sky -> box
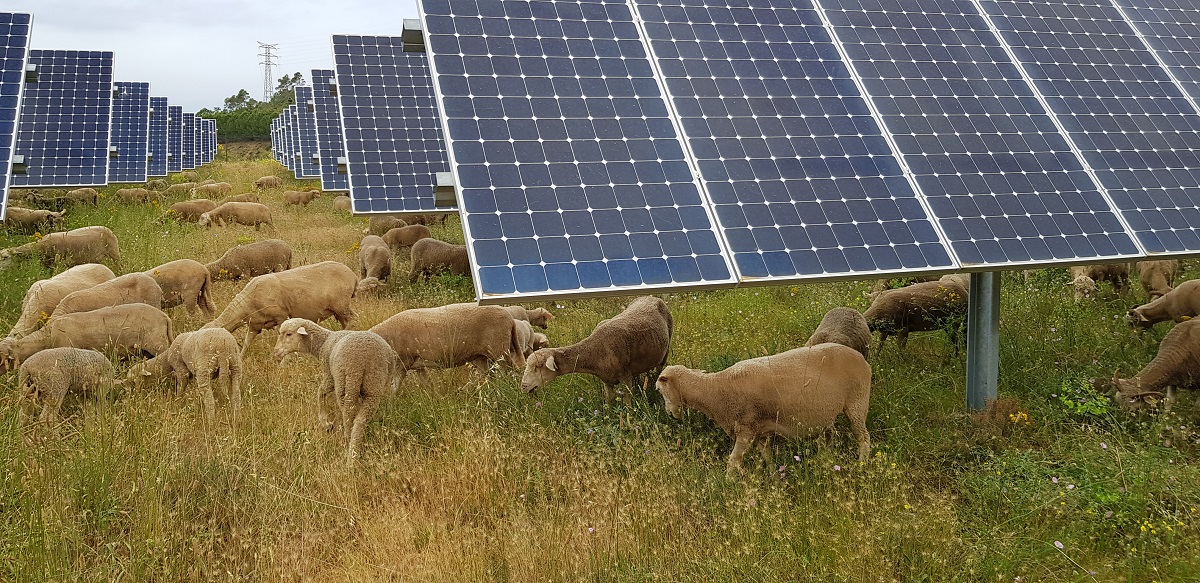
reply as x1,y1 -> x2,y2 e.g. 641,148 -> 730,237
8,0 -> 420,112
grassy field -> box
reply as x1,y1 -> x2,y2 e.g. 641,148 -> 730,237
1,144 -> 1198,581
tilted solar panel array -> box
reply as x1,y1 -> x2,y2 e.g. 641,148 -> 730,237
0,12 -> 31,217
147,96 -> 168,177
108,81 -> 150,183
167,104 -> 183,173
293,86 -> 321,178
287,105 -> 301,174
310,69 -> 350,191
181,112 -> 196,170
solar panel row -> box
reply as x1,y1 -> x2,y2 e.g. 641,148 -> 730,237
293,86 -> 321,178
167,104 -> 183,173
147,96 -> 169,177
310,69 -> 350,192
181,112 -> 196,170
108,81 -> 150,183
0,12 -> 31,217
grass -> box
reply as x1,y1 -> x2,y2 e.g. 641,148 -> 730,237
1,144 -> 1199,581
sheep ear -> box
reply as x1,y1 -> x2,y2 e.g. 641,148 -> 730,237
297,326 -> 308,336
545,354 -> 557,371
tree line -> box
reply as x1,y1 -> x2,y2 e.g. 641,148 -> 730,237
200,73 -> 304,141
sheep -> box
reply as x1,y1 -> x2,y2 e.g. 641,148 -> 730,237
1128,279 -> 1200,329
1068,263 -> 1130,302
382,225 -> 432,252
870,275 -> 938,294
116,187 -> 154,203
409,238 -> 470,282
64,187 -> 100,205
162,199 -> 217,223
1136,260 -> 1180,300
369,302 -> 527,381
0,303 -> 174,371
205,238 -> 293,281
145,259 -> 216,316
4,263 -> 116,340
3,207 -> 66,233
273,318 -> 398,461
502,305 -> 555,329
513,319 -> 550,358
197,179 -> 218,186
405,213 -> 450,226
359,235 -> 392,281
366,215 -> 407,236
355,276 -> 384,296
202,261 -> 357,358
51,272 -> 162,318
655,343 -> 872,476
333,195 -> 352,211
804,307 -> 871,360
191,182 -> 232,198
254,175 -> 283,189
198,202 -> 273,230
283,190 -> 320,206
127,328 -> 243,425
521,296 -> 672,404
0,226 -> 120,268
17,347 -> 114,427
162,182 -> 197,197
864,276 -> 968,354
1112,318 -> 1200,413
180,171 -> 199,181
221,192 -> 260,204
146,179 -> 167,191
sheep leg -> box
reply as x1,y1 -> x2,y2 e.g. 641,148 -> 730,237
875,332 -> 889,356
348,394 -> 383,463
337,372 -> 355,447
196,366 -> 216,427
726,432 -> 754,478
896,330 -> 909,351
847,402 -> 872,462
228,358 -> 242,425
316,372 -> 337,432
239,328 -> 258,360
756,437 -> 775,468
602,384 -> 616,406
39,388 -> 66,427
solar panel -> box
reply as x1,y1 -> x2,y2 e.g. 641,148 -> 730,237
0,12 -> 31,218
420,1 -> 737,299
979,0 -> 1200,254
108,81 -> 150,183
293,86 -> 321,178
11,49 -> 114,188
332,35 -> 451,213
167,104 -> 183,173
199,118 -> 212,166
209,119 -> 218,162
635,0 -> 956,279
1122,0 -> 1200,103
181,112 -> 196,170
271,116 -> 281,164
286,104 -> 300,175
311,68 -> 350,191
147,96 -> 168,177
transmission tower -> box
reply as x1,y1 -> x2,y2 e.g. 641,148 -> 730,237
258,42 -> 279,101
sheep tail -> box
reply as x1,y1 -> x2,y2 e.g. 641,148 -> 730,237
199,268 -> 217,314
509,320 -> 526,370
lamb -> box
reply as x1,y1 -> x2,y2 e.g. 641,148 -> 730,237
202,261 -> 358,358
4,263 -> 116,340
145,259 -> 216,316
254,175 -> 283,189
333,195 -> 352,211
283,189 -> 320,206
17,347 -> 114,427
382,225 -> 431,252
1112,318 -> 1200,412
205,239 -> 293,281
367,216 -> 407,235
51,272 -> 163,318
191,182 -> 233,198
804,307 -> 871,360
0,226 -> 120,268
198,202 -> 273,230
221,192 -> 260,204
1136,260 -> 1180,300
409,238 -> 470,282
163,182 -> 197,197
64,187 -> 100,205
127,328 -> 242,425
1128,279 -> 1200,328
864,276 -> 968,353
369,303 -> 527,380
502,305 -> 555,329
0,303 -> 174,371
273,319 -> 398,461
655,343 -> 872,476
1068,263 -> 1130,302
162,199 -> 217,222
3,207 -> 66,233
358,235 -> 392,281
513,319 -> 550,358
116,187 -> 154,203
520,296 -> 672,404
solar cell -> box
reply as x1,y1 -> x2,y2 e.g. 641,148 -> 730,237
420,0 -> 737,299
181,112 -> 196,170
0,12 -> 31,218
293,86 -> 321,178
108,81 -> 150,183
332,34 -> 451,213
167,104 -> 183,173
199,118 -> 212,165
147,96 -> 168,177
209,119 -> 218,162
310,69 -> 350,191
11,49 -> 114,188
286,105 -> 300,176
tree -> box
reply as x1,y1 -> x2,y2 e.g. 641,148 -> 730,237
222,89 -> 258,111
269,72 -> 305,107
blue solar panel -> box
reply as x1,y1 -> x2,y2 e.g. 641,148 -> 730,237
311,69 -> 350,191
147,97 -> 168,177
980,0 -> 1200,254
286,105 -> 300,175
420,0 -> 738,299
12,49 -> 114,188
1121,0 -> 1200,103
271,116 -> 281,164
333,35 -> 451,213
167,104 -> 183,173
199,118 -> 212,166
0,12 -> 31,218
635,0 -> 956,279
209,119 -> 217,162
293,86 -> 321,178
108,81 -> 150,183
180,112 -> 196,170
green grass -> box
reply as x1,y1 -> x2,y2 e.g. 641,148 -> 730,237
1,146 -> 1198,581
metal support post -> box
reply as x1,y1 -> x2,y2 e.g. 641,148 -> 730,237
966,271 -> 1001,410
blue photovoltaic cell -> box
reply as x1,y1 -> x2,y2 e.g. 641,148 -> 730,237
12,49 -> 114,188
981,0 -> 1200,253
272,117 -> 282,164
147,97 -> 168,177
820,0 -> 1141,265
293,86 -> 320,178
108,81 -> 150,183
311,69 -> 350,191
333,35 -> 451,213
287,105 -> 300,175
0,12 -> 31,216
635,0 -> 955,279
1122,0 -> 1200,102
181,112 -> 196,170
167,104 -> 182,173
420,0 -> 737,299
200,118 -> 212,165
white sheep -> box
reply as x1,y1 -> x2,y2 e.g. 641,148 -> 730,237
503,305 -> 555,329
369,303 -> 528,382
17,347 -> 115,427
359,235 -> 391,281
127,328 -> 243,426
804,307 -> 870,360
5,263 -> 115,340
50,272 -> 163,318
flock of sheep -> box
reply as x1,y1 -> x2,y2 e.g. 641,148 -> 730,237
0,173 -> 1196,473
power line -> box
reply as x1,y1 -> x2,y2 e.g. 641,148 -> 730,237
257,42 -> 279,101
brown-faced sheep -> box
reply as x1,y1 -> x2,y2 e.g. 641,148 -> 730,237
198,202 -> 273,230
1136,260 -> 1180,300
864,277 -> 967,353
0,303 -> 174,371
51,272 -> 162,318
17,347 -> 114,427
116,187 -> 154,203
1128,279 -> 1200,328
202,261 -> 357,358
191,182 -> 233,198
147,179 -> 167,191
162,199 -> 217,223
804,307 -> 871,360
254,175 -> 283,189
409,238 -> 470,282
64,187 -> 100,205
162,182 -> 197,197
369,303 -> 527,381
521,296 -> 672,404
358,235 -> 391,281
382,225 -> 431,252
0,226 -> 120,268
205,239 -> 293,281
1112,318 -> 1200,412
1069,263 -> 1130,302
145,259 -> 216,317
656,343 -> 872,476
333,195 -> 352,212
3,207 -> 65,233
283,190 -> 320,206
5,263 -> 116,340
127,328 -> 242,425
221,192 -> 260,204
367,216 -> 407,236
502,305 -> 555,329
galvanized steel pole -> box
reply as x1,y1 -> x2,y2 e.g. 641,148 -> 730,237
966,272 -> 1000,410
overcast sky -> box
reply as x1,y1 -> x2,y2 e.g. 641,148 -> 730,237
9,0 -> 419,112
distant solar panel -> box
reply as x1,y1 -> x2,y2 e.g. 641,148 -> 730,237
108,81 -> 150,183
0,12 -> 31,217
198,118 -> 211,166
209,119 -> 218,162
147,96 -> 168,177
167,104 -> 182,173
332,35 -> 450,213
12,49 -> 114,188
311,69 -> 350,191
181,112 -> 196,170
271,116 -> 281,163
293,86 -> 321,178
420,2 -> 737,299
286,105 -> 299,175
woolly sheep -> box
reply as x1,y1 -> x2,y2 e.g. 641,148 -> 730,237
0,303 -> 174,371
1136,260 -> 1180,300
409,238 -> 470,282
163,182 -> 197,197
64,187 -> 100,205
381,225 -> 431,252
870,275 -> 937,294
116,187 -> 154,203
332,195 -> 352,212
521,296 -> 672,404
513,319 -> 550,358
127,328 -> 243,425
4,263 -> 115,340
1112,318 -> 1200,413
162,199 -> 217,223
366,216 -> 407,236
254,175 -> 283,189
282,190 -> 320,206
205,238 -> 293,281
51,272 -> 162,318
355,276 -> 383,296
655,343 -> 872,476
3,207 -> 65,233
804,307 -> 871,360
145,259 -> 216,316
0,226 -> 120,268
1128,279 -> 1200,328
502,305 -> 555,329
864,277 -> 967,353
17,347 -> 114,427
405,214 -> 450,226
146,179 -> 167,191
1068,263 -> 1130,302
369,302 -> 527,381
221,192 -> 261,204
198,202 -> 273,230
191,182 -> 233,198
180,171 -> 200,181
358,235 -> 392,281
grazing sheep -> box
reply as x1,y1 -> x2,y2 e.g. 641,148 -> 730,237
205,239 -> 293,281
145,259 -> 216,316
254,175 -> 283,189
359,235 -> 392,281
4,263 -> 116,340
513,319 -> 550,358
1136,260 -> 1180,300
367,216 -> 407,236
1128,279 -> 1200,328
64,187 -> 100,205
202,261 -> 357,358
0,226 -> 120,268
283,190 -> 320,206
870,275 -> 938,294
864,277 -> 967,353
180,171 -> 199,181
198,202 -> 273,230
382,225 -> 432,252
1069,263 -> 1130,302
655,343 -> 872,476
163,182 -> 197,197
804,307 -> 871,360
521,296 -> 672,404
333,195 -> 352,211
146,179 -> 167,191
1112,318 -> 1200,413
51,272 -> 162,318
116,187 -> 154,203
191,182 -> 233,198
502,305 -> 555,329
162,199 -> 217,223
3,207 -> 66,233
369,302 -> 527,381
355,276 -> 383,296
405,213 -> 450,226
220,192 -> 261,204
409,238 -> 470,282
0,303 -> 174,371
17,347 -> 114,427
127,328 -> 242,425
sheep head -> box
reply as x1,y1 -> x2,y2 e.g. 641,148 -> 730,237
529,307 -> 554,329
1126,307 -> 1152,329
520,348 -> 560,393
531,332 -> 549,352
356,277 -> 383,296
273,318 -> 314,361
0,340 -> 16,373
126,358 -> 168,390
1111,370 -> 1164,412
197,212 -> 213,227
1070,275 -> 1096,302
655,365 -> 688,418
